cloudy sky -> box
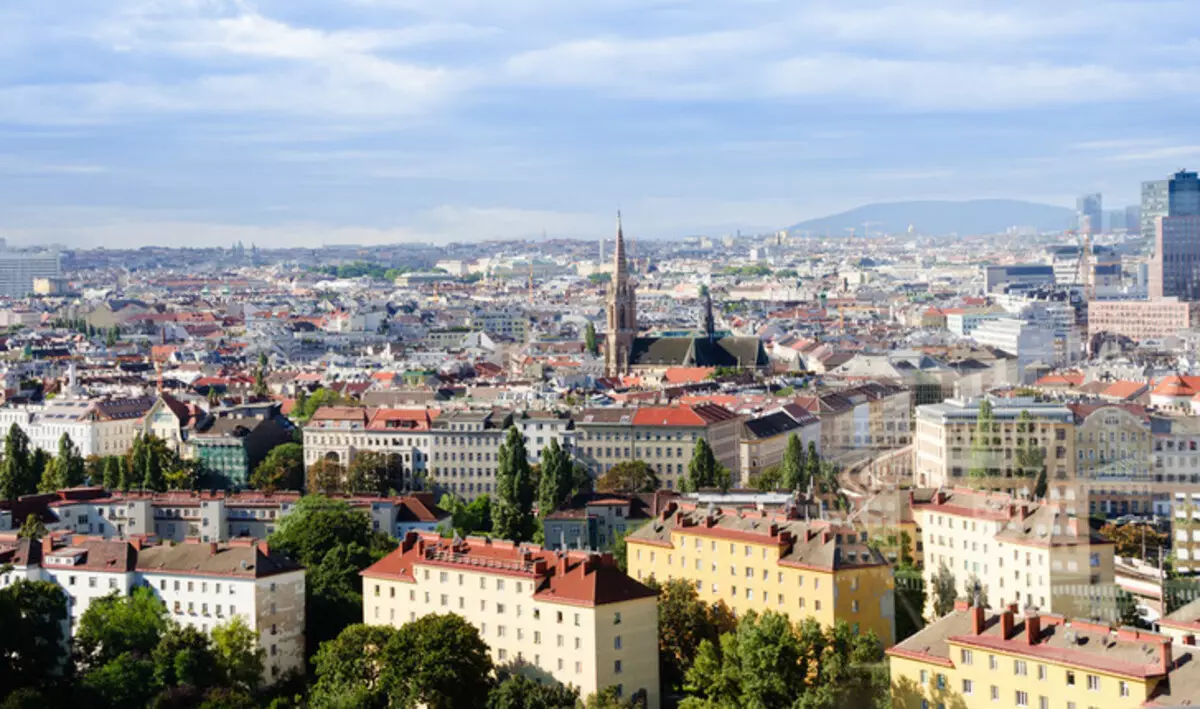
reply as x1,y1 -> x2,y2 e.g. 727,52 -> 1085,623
1,0 -> 1198,248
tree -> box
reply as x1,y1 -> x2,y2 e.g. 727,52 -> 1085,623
0,424 -> 34,500
81,652 -> 157,708
1033,466 -> 1048,501
269,496 -> 396,657
748,465 -> 782,492
130,433 -> 171,493
536,439 -> 573,539
76,587 -> 169,670
249,443 -> 305,492
931,563 -> 958,618
1100,522 -> 1169,560
684,438 -> 729,492
386,614 -> 495,709
346,451 -> 399,496
164,459 -> 202,492
102,456 -> 121,490
1014,410 -> 1046,486
683,611 -> 805,709
253,368 -> 269,399
780,434 -> 807,491
439,493 -> 493,537
310,624 -> 398,709
596,460 -> 659,493
494,427 -> 536,543
152,624 -> 221,691
39,433 -> 86,493
968,398 -> 996,485
487,674 -> 578,709
16,514 -> 46,540
581,687 -> 638,709
211,616 -> 265,692
804,441 -> 820,490
649,577 -> 737,693
105,327 -> 118,348
307,459 -> 345,495
584,322 -> 599,356
0,580 -> 69,695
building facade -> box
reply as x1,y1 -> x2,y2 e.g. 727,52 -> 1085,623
1087,298 -> 1200,342
363,532 -> 660,708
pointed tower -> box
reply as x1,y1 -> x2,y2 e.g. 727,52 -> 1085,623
605,212 -> 637,378
702,287 -> 715,340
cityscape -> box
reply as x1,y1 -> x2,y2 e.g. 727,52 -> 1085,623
4,2 -> 1200,709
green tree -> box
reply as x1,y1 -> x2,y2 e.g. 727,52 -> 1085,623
39,433 -> 86,492
684,438 -> 729,492
584,322 -> 599,356
386,613 -> 495,709
81,652 -> 157,708
438,493 -> 493,537
152,624 -> 220,691
164,459 -> 202,491
76,587 -> 169,670
780,433 -> 807,491
253,367 -> 269,398
494,427 -> 535,543
102,456 -> 121,490
0,580 -> 69,695
804,441 -> 820,490
130,433 -> 171,493
105,327 -> 118,348
249,443 -> 306,492
211,616 -> 265,692
596,460 -> 659,493
535,439 -> 573,540
581,687 -> 638,709
310,624 -> 398,709
307,458 -> 345,495
648,577 -> 737,693
16,514 -> 46,540
487,674 -> 578,709
748,465 -> 782,491
682,611 -> 805,709
269,496 -> 396,657
0,423 -> 34,500
346,451 -> 398,495
968,398 -> 996,485
931,563 -> 958,618
1014,410 -> 1046,484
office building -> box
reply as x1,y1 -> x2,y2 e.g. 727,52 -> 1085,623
625,500 -> 896,645
1076,193 -> 1102,235
887,599 -> 1197,709
363,532 -> 660,708
1088,298 -> 1200,342
0,244 -> 61,298
1142,169 -> 1200,242
1149,215 -> 1200,300
968,318 -> 1055,383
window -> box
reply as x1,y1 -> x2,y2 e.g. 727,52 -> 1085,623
962,679 -> 973,695
920,670 -> 928,685
1066,671 -> 1075,686
1086,675 -> 1099,691
614,660 -> 622,674
1119,681 -> 1129,697
1015,691 -> 1028,707
1038,697 -> 1048,709
990,686 -> 999,701
960,649 -> 973,665
1014,660 -> 1027,676
936,674 -> 945,690
989,655 -> 998,670
614,636 -> 622,650
1037,664 -> 1046,680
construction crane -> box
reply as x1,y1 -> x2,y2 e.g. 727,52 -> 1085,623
861,221 -> 881,239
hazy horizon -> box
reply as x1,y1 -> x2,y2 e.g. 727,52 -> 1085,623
2,0 -> 1197,248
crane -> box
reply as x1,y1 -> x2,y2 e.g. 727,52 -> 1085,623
861,221 -> 881,239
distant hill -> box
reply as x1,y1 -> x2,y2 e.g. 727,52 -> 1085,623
786,199 -> 1073,237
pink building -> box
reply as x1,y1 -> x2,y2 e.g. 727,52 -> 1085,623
1088,298 -> 1200,341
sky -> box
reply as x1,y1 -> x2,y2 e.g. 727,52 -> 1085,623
1,0 -> 1198,248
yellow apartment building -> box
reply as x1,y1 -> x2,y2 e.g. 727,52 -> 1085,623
362,532 -> 660,709
625,501 -> 895,646
888,599 -> 1200,708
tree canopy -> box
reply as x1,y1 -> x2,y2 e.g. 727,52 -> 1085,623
596,460 -> 659,493
684,438 -> 730,493
249,443 -> 305,492
494,427 -> 536,543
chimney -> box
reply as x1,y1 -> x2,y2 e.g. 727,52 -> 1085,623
970,604 -> 986,635
130,536 -> 142,552
1000,609 -> 1014,640
209,541 -> 219,556
1024,611 -> 1041,645
256,540 -> 269,557
41,535 -> 53,556
558,555 -> 568,575
1158,638 -> 1174,674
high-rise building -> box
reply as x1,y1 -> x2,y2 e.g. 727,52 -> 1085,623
1148,215 -> 1200,300
1075,193 -> 1102,235
1125,204 -> 1142,232
1142,169 -> 1200,241
0,244 -> 61,298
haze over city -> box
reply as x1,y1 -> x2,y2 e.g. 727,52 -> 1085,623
2,0 -> 1199,247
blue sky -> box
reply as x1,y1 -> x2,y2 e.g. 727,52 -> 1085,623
1,0 -> 1198,248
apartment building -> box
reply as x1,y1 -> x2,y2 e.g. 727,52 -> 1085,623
913,396 -> 1075,496
888,599 -> 1196,709
0,395 -> 155,458
1170,495 -> 1200,575
45,488 -> 448,543
913,488 -> 1115,620
363,532 -> 660,708
429,409 -> 515,499
302,407 -> 437,484
574,404 -> 743,490
1070,404 -> 1154,518
542,492 -> 664,552
625,500 -> 896,645
0,534 -> 306,682
792,382 -> 911,462
513,410 -> 575,462
738,404 -> 820,485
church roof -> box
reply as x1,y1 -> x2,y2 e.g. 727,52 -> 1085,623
628,336 -> 767,369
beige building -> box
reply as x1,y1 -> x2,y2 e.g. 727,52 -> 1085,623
913,396 -> 1075,496
1069,403 -> 1154,518
738,404 -> 821,485
363,532 -> 660,708
1087,298 -> 1200,342
574,404 -> 743,490
913,488 -> 1116,620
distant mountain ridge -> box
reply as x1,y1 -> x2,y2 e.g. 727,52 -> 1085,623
787,199 -> 1073,237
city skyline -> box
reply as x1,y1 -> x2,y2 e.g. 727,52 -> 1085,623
2,0 -> 1199,247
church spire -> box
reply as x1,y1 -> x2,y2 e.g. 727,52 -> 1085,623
614,210 -> 627,278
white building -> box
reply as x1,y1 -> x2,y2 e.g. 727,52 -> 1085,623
0,246 -> 61,298
969,317 -> 1056,384
0,534 -> 306,683
0,396 -> 155,458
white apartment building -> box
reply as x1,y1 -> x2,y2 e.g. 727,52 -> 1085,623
302,407 -> 437,483
0,246 -> 61,298
0,396 -> 155,458
363,532 -> 660,708
913,488 -> 1116,620
969,317 -> 1056,384
469,309 -> 530,342
514,410 -> 575,463
0,535 -> 306,682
